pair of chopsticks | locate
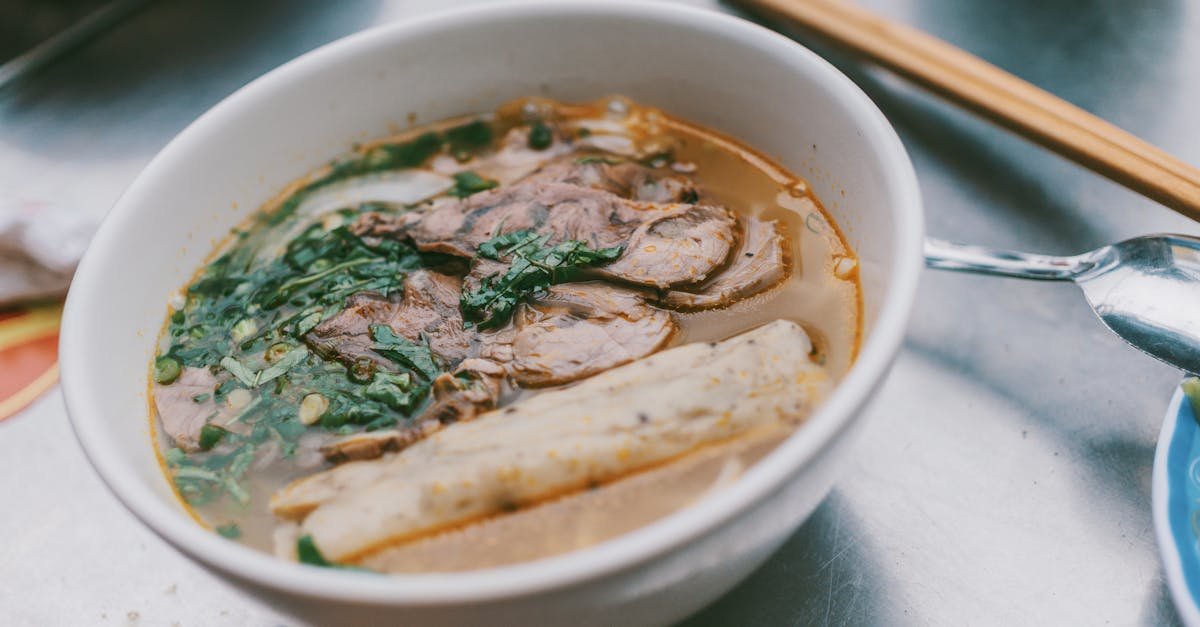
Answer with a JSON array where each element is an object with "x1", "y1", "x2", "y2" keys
[{"x1": 733, "y1": 0, "x2": 1200, "y2": 222}]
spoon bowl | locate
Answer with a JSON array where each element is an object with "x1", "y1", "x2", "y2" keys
[{"x1": 926, "y1": 234, "x2": 1200, "y2": 374}]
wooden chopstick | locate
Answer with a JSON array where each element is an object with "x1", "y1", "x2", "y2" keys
[
  {"x1": 734, "y1": 0, "x2": 1200, "y2": 222},
  {"x1": 0, "y1": 0, "x2": 153, "y2": 90}
]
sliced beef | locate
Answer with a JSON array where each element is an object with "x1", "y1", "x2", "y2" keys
[
  {"x1": 521, "y1": 157, "x2": 698, "y2": 203},
  {"x1": 319, "y1": 283, "x2": 672, "y2": 464},
  {"x1": 383, "y1": 182, "x2": 633, "y2": 258},
  {"x1": 594, "y1": 204, "x2": 737, "y2": 288},
  {"x1": 305, "y1": 270, "x2": 469, "y2": 368},
  {"x1": 418, "y1": 358, "x2": 506, "y2": 424},
  {"x1": 351, "y1": 159, "x2": 737, "y2": 289},
  {"x1": 498, "y1": 282, "x2": 676, "y2": 387},
  {"x1": 660, "y1": 217, "x2": 789, "y2": 309},
  {"x1": 153, "y1": 367, "x2": 228, "y2": 452}
]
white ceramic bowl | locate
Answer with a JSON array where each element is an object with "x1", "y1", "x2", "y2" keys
[{"x1": 61, "y1": 2, "x2": 923, "y2": 625}]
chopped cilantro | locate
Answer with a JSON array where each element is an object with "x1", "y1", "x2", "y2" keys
[
  {"x1": 460, "y1": 230, "x2": 623, "y2": 329},
  {"x1": 365, "y1": 371, "x2": 417, "y2": 410},
  {"x1": 370, "y1": 325, "x2": 442, "y2": 381}
]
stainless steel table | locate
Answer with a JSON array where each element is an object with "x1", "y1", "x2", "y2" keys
[{"x1": 2, "y1": 1, "x2": 1196, "y2": 624}]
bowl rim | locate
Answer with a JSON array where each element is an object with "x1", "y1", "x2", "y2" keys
[
  {"x1": 60, "y1": 0, "x2": 924, "y2": 605},
  {"x1": 1153, "y1": 383, "x2": 1200, "y2": 626}
]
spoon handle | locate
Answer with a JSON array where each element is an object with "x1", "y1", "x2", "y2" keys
[{"x1": 924, "y1": 238, "x2": 1090, "y2": 281}]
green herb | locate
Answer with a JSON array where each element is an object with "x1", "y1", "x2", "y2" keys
[
  {"x1": 527, "y1": 122, "x2": 553, "y2": 150},
  {"x1": 370, "y1": 325, "x2": 441, "y2": 381},
  {"x1": 321, "y1": 393, "x2": 387, "y2": 429},
  {"x1": 169, "y1": 443, "x2": 256, "y2": 506},
  {"x1": 220, "y1": 346, "x2": 309, "y2": 390},
  {"x1": 220, "y1": 356, "x2": 258, "y2": 387},
  {"x1": 297, "y1": 535, "x2": 334, "y2": 567},
  {"x1": 445, "y1": 119, "x2": 493, "y2": 153},
  {"x1": 296, "y1": 535, "x2": 371, "y2": 571},
  {"x1": 199, "y1": 424, "x2": 227, "y2": 451},
  {"x1": 216, "y1": 523, "x2": 241, "y2": 539},
  {"x1": 461, "y1": 230, "x2": 623, "y2": 329},
  {"x1": 164, "y1": 447, "x2": 186, "y2": 466},
  {"x1": 450, "y1": 171, "x2": 498, "y2": 198},
  {"x1": 294, "y1": 310, "x2": 324, "y2": 336},
  {"x1": 159, "y1": 118, "x2": 480, "y2": 518},
  {"x1": 575, "y1": 154, "x2": 624, "y2": 165},
  {"x1": 230, "y1": 318, "x2": 258, "y2": 343},
  {"x1": 476, "y1": 230, "x2": 538, "y2": 260},
  {"x1": 323, "y1": 133, "x2": 443, "y2": 192},
  {"x1": 365, "y1": 371, "x2": 417, "y2": 410},
  {"x1": 257, "y1": 347, "x2": 310, "y2": 385},
  {"x1": 297, "y1": 535, "x2": 368, "y2": 569},
  {"x1": 265, "y1": 132, "x2": 444, "y2": 227},
  {"x1": 154, "y1": 356, "x2": 182, "y2": 385}
]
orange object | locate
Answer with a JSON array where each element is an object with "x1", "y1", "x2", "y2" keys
[{"x1": 0, "y1": 302, "x2": 61, "y2": 421}]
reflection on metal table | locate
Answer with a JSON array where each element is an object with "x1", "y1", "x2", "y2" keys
[{"x1": 1, "y1": 0, "x2": 1196, "y2": 624}]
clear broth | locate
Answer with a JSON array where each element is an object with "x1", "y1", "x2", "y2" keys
[{"x1": 151, "y1": 97, "x2": 861, "y2": 568}]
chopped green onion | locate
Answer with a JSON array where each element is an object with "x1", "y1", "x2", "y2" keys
[
  {"x1": 220, "y1": 356, "x2": 258, "y2": 387},
  {"x1": 173, "y1": 465, "x2": 222, "y2": 482},
  {"x1": 154, "y1": 356, "x2": 182, "y2": 385},
  {"x1": 258, "y1": 347, "x2": 309, "y2": 385},
  {"x1": 216, "y1": 523, "x2": 241, "y2": 539},
  {"x1": 164, "y1": 447, "x2": 186, "y2": 466},
  {"x1": 527, "y1": 122, "x2": 553, "y2": 150},
  {"x1": 230, "y1": 318, "x2": 258, "y2": 344},
  {"x1": 298, "y1": 393, "x2": 329, "y2": 426}
]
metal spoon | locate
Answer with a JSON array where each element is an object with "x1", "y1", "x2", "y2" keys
[{"x1": 925, "y1": 235, "x2": 1200, "y2": 374}]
